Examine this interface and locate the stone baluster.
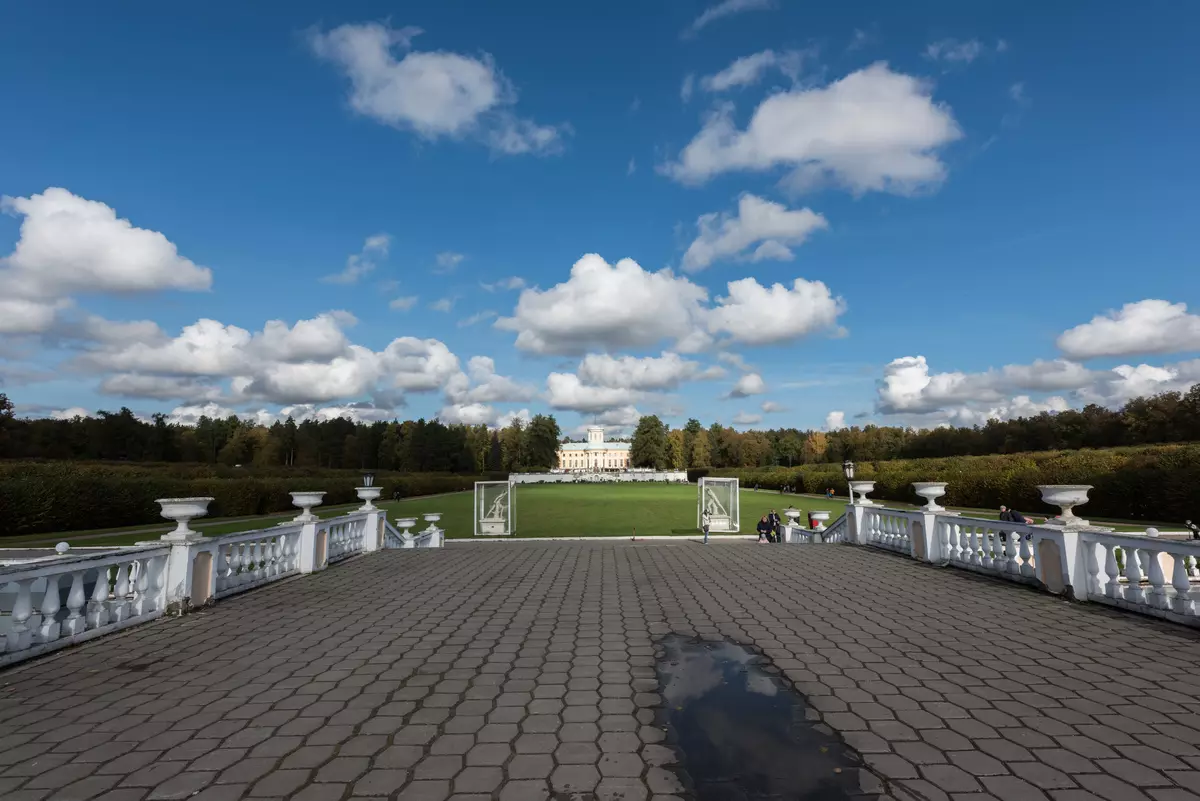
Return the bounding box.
[1123,546,1144,604]
[981,529,995,570]
[63,570,87,636]
[87,568,111,628]
[1171,554,1194,615]
[36,575,62,643]
[132,558,151,615]
[228,543,243,586]
[6,579,34,652]
[253,540,265,581]
[266,538,278,577]
[968,528,980,566]
[957,525,969,564]
[1001,532,1015,574]
[1144,548,1168,609]
[215,546,229,592]
[1084,540,1101,596]
[151,556,167,611]
[109,563,131,623]
[1104,545,1120,599]
[1019,533,1034,577]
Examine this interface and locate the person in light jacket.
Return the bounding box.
[701,511,711,545]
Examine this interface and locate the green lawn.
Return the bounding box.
[5,483,1155,549]
[385,484,850,539]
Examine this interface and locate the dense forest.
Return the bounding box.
[2,386,1200,470]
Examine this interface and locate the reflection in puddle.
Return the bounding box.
[656,635,872,800]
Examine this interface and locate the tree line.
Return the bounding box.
[3,384,1199,470]
[0,393,560,472]
[627,385,1200,468]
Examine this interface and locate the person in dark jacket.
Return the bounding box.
[768,509,782,543]
[756,515,771,544]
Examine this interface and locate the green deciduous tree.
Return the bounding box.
[631,415,668,468]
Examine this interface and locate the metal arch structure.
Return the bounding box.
[474,481,516,536]
[697,476,739,532]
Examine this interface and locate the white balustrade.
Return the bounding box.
[823,513,848,543]
[861,508,917,555]
[212,524,303,599]
[1080,532,1200,624]
[936,515,1038,584]
[324,514,369,563]
[1,547,169,667]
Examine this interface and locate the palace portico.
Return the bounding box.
[556,426,631,471]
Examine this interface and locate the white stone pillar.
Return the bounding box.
[297,519,323,573]
[848,503,869,546]
[362,509,383,553]
[918,510,941,563]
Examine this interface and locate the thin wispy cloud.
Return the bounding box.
[433,251,465,274]
[682,0,775,39]
[321,233,391,284]
[458,310,498,328]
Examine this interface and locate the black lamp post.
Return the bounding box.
[842,460,855,502]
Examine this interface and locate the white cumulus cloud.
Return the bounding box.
[1057,299,1200,360]
[309,22,564,155]
[577,352,723,391]
[497,254,846,355]
[682,193,828,272]
[662,62,963,195]
[825,410,846,431]
[0,188,211,334]
[728,372,766,398]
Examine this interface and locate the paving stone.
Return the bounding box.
[5,542,1200,801]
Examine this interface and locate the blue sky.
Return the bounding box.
[2,0,1199,435]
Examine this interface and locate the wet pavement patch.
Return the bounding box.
[655,635,875,800]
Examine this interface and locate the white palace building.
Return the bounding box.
[557,426,631,471]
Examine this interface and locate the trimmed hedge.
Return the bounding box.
[707,442,1200,524]
[0,462,503,537]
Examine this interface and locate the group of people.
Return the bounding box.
[756,509,784,543]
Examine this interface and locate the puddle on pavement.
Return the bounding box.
[655,635,872,801]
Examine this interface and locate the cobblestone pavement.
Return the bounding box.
[3,542,1200,801]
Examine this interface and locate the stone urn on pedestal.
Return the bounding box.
[355,486,383,512]
[1036,485,1094,530]
[156,497,215,542]
[394,518,418,548]
[848,481,876,505]
[912,482,949,512]
[422,513,444,548]
[290,491,326,523]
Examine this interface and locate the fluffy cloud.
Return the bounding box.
[874,353,1200,425]
[322,234,390,284]
[82,312,355,377]
[497,254,845,354]
[497,255,711,354]
[577,352,722,391]
[732,411,762,425]
[437,402,498,426]
[546,372,642,413]
[728,372,766,398]
[761,400,786,413]
[682,193,828,272]
[1057,300,1200,359]
[444,356,537,404]
[100,374,224,402]
[699,49,808,93]
[662,63,962,194]
[825,410,846,431]
[0,188,211,334]
[309,22,564,155]
[706,277,845,346]
[682,0,775,38]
